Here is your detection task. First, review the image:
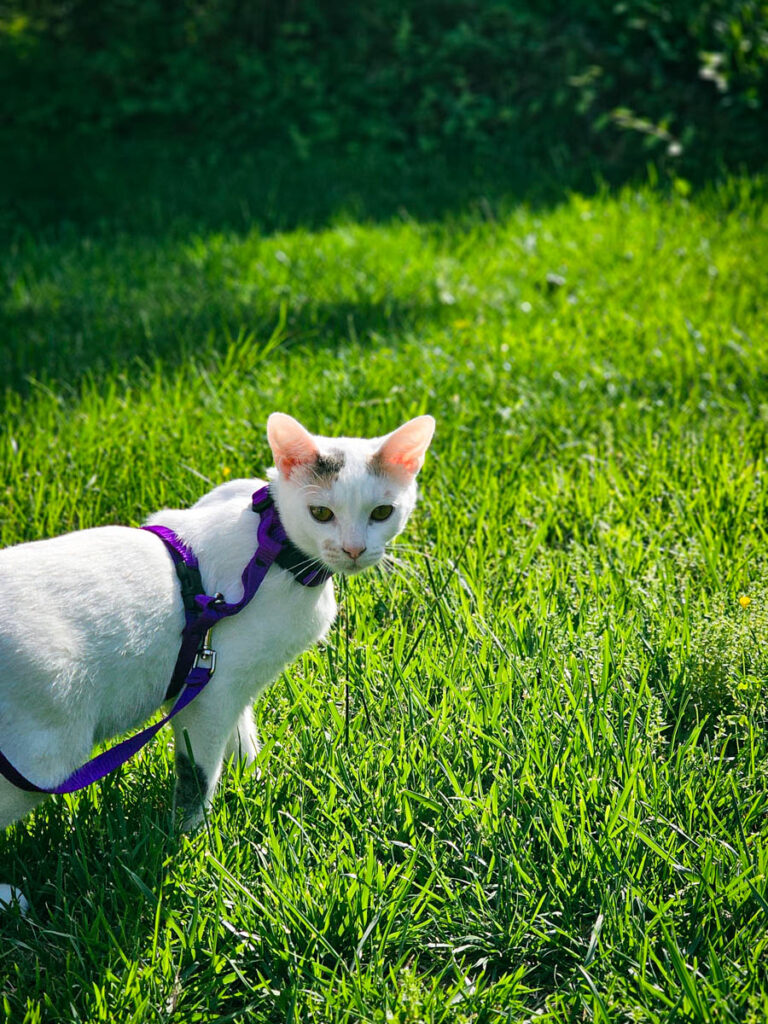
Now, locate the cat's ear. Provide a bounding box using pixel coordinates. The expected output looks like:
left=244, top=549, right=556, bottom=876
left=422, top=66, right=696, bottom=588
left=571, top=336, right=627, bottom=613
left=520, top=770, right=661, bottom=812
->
left=267, top=413, right=320, bottom=477
left=374, top=415, right=435, bottom=478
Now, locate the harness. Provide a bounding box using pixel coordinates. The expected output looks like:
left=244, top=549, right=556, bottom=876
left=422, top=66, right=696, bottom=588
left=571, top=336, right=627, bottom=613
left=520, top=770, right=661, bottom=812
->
left=0, top=485, right=332, bottom=795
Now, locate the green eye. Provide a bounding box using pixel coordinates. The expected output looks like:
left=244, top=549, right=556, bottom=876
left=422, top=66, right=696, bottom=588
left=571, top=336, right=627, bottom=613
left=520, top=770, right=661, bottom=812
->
left=370, top=504, right=394, bottom=522
left=310, top=505, right=334, bottom=523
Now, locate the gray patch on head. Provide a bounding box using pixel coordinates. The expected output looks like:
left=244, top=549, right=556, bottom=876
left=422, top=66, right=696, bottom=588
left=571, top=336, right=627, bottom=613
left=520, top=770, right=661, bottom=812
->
left=175, top=751, right=208, bottom=815
left=313, top=449, right=345, bottom=479
left=368, top=452, right=390, bottom=477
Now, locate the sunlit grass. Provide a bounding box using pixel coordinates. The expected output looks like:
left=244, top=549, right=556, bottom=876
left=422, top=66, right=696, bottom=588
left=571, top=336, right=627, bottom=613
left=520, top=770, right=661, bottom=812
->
left=1, top=165, right=768, bottom=1021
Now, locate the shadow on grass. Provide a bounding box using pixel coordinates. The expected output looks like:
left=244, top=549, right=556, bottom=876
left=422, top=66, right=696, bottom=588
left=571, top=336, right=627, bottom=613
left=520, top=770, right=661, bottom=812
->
left=0, top=765, right=177, bottom=918
left=4, top=136, right=512, bottom=396
left=1, top=135, right=593, bottom=244
left=0, top=762, right=264, bottom=1019
left=0, top=766, right=180, bottom=1012
left=1, top=289, right=453, bottom=401
left=0, top=132, right=642, bottom=398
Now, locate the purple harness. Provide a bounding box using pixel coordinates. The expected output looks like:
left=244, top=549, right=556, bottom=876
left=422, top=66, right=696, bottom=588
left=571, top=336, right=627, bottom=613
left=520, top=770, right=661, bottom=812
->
left=0, top=485, right=332, bottom=795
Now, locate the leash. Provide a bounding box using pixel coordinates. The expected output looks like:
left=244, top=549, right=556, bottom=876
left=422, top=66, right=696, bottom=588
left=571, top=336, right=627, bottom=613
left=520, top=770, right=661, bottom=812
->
left=0, top=485, right=332, bottom=795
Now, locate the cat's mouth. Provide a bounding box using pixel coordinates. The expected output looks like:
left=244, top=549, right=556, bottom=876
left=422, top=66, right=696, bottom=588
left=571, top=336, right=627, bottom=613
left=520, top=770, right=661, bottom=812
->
left=338, top=562, right=366, bottom=576
left=332, top=552, right=383, bottom=576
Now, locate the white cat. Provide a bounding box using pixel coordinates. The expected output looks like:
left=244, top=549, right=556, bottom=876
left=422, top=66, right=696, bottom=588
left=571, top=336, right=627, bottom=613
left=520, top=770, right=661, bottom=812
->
left=0, top=412, right=434, bottom=911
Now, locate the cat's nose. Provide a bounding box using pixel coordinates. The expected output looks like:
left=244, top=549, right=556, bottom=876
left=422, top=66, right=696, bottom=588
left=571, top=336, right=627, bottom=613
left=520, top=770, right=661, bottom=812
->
left=342, top=544, right=367, bottom=560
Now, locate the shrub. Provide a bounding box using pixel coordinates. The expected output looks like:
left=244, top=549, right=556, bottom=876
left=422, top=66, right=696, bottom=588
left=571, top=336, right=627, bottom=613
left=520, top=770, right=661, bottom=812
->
left=1, top=1, right=766, bottom=174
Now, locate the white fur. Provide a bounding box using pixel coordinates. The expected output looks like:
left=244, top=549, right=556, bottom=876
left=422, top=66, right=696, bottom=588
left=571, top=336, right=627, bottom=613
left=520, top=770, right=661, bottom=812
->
left=0, top=415, right=434, bottom=911
left=0, top=883, right=28, bottom=914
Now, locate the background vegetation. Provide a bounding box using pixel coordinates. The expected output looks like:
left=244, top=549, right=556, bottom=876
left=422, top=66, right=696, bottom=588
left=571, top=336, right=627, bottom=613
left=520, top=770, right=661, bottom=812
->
left=2, top=2, right=768, bottom=1022
left=2, top=0, right=768, bottom=175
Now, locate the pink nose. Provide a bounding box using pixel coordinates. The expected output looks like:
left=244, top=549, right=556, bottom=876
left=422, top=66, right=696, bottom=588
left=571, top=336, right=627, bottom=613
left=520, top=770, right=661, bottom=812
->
left=342, top=544, right=367, bottom=560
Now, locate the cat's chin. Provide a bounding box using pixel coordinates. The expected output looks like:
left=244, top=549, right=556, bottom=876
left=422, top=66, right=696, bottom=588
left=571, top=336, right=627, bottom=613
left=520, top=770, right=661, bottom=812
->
left=337, top=564, right=367, bottom=577
left=332, top=555, right=382, bottom=576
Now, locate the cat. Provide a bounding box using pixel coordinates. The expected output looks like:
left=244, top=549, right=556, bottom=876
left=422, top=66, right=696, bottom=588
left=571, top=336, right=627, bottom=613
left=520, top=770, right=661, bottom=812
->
left=0, top=412, right=435, bottom=911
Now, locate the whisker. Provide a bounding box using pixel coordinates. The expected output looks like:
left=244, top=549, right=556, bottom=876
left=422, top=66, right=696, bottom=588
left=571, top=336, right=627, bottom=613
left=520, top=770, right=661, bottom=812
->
left=384, top=546, right=433, bottom=569
left=391, top=544, right=438, bottom=561
left=295, top=483, right=326, bottom=500
left=381, top=553, right=426, bottom=585
left=289, top=556, right=328, bottom=575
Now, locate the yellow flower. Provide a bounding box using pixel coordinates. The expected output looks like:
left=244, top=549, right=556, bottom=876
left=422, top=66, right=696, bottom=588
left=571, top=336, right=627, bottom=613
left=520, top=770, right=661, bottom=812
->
left=452, top=319, right=471, bottom=329
left=739, top=595, right=751, bottom=608
left=222, top=466, right=231, bottom=478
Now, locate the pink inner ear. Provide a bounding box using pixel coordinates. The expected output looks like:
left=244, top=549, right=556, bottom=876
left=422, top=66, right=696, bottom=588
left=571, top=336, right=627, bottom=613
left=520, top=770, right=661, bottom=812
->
left=277, top=448, right=314, bottom=476
left=267, top=414, right=319, bottom=477
left=383, top=448, right=422, bottom=475
left=375, top=416, right=435, bottom=477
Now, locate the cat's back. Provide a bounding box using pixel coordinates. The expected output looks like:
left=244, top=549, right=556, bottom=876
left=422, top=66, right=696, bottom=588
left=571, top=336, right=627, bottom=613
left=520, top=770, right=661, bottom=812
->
left=0, top=524, right=173, bottom=601
left=0, top=524, right=180, bottom=673
left=0, top=523, right=184, bottom=780
left=0, top=479, right=264, bottom=635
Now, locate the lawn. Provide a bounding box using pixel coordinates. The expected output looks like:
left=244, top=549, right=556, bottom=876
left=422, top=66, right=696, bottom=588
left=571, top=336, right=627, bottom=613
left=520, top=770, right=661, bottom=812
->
left=1, top=145, right=768, bottom=1022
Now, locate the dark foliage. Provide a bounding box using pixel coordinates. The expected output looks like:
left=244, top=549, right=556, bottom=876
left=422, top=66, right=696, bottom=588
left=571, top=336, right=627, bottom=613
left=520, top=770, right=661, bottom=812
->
left=1, top=1, right=767, bottom=174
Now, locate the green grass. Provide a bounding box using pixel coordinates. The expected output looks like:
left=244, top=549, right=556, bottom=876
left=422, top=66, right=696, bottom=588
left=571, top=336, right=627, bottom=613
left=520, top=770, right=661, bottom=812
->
left=2, top=146, right=768, bottom=1022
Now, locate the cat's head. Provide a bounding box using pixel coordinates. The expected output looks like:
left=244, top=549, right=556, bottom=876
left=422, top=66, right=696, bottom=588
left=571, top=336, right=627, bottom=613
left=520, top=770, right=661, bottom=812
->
left=266, top=413, right=435, bottom=576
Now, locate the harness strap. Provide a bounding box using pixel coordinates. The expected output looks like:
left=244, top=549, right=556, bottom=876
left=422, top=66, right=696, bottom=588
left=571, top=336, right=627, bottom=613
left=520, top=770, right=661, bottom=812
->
left=0, top=667, right=210, bottom=794
left=0, top=485, right=332, bottom=795
left=134, top=529, right=206, bottom=701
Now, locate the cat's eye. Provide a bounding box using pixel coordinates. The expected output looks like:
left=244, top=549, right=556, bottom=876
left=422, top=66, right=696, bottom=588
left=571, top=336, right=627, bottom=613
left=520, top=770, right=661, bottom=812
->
left=370, top=504, right=394, bottom=522
left=309, top=505, right=334, bottom=523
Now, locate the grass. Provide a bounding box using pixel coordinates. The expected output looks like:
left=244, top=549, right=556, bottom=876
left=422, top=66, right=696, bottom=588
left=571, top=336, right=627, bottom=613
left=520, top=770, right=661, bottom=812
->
left=1, top=142, right=768, bottom=1022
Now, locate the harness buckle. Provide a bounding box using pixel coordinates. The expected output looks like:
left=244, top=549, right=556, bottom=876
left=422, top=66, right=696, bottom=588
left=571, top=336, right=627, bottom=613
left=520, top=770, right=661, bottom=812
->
left=193, top=630, right=217, bottom=677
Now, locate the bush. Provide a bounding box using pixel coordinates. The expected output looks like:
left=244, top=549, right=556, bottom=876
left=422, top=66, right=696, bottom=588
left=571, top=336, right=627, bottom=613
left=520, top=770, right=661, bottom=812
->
left=685, top=591, right=768, bottom=734
left=1, top=1, right=766, bottom=174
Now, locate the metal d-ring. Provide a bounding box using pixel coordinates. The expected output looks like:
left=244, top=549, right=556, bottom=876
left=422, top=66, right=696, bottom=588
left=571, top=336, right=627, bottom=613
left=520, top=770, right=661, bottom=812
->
left=193, top=629, right=217, bottom=677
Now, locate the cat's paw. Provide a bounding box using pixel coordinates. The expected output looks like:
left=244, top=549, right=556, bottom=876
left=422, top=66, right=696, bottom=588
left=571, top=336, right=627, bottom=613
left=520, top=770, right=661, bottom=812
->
left=178, top=804, right=207, bottom=832
left=174, top=752, right=210, bottom=832
left=0, top=884, right=29, bottom=916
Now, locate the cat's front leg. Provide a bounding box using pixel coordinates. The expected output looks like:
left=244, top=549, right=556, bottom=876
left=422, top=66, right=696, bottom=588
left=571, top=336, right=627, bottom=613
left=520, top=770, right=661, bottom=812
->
left=224, top=705, right=260, bottom=766
left=171, top=689, right=242, bottom=830
left=0, top=777, right=46, bottom=832
left=173, top=745, right=217, bottom=831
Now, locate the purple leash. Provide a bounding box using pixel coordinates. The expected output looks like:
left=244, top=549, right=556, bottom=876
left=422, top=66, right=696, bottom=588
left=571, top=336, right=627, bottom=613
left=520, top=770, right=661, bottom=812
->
left=0, top=486, right=332, bottom=795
